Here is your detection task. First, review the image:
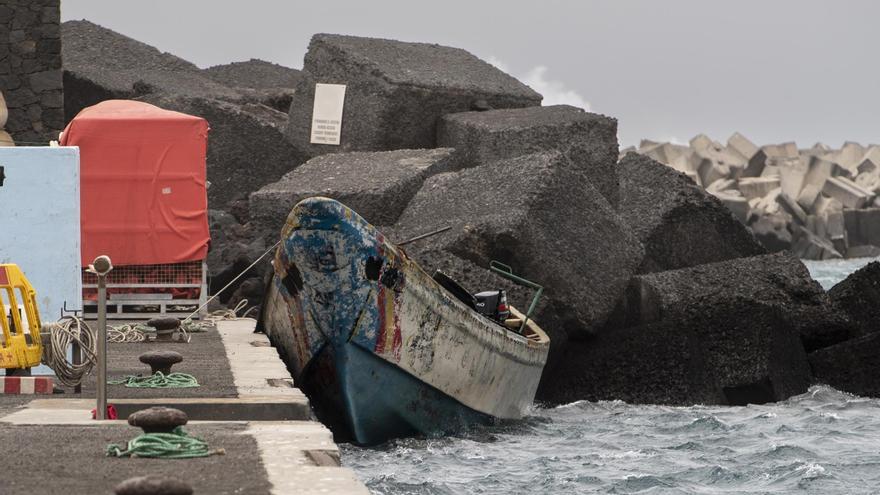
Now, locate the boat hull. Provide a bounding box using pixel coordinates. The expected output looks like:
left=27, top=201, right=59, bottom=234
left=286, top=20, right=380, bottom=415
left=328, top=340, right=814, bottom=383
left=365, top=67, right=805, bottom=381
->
left=261, top=197, right=549, bottom=444
left=298, top=340, right=493, bottom=445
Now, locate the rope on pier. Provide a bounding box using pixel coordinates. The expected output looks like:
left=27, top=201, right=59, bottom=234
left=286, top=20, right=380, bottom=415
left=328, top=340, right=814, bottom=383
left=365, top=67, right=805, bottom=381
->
left=42, top=316, right=97, bottom=387
left=106, top=427, right=224, bottom=459
left=108, top=371, right=200, bottom=388
left=107, top=323, right=150, bottom=343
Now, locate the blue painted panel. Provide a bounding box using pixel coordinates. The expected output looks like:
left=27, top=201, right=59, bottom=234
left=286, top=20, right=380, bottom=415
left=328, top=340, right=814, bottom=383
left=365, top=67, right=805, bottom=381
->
left=0, top=147, right=81, bottom=375
left=0, top=147, right=82, bottom=318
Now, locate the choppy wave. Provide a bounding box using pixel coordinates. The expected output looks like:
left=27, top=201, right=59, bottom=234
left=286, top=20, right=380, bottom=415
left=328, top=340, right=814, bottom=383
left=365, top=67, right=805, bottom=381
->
left=342, top=386, right=880, bottom=494
left=341, top=259, right=880, bottom=494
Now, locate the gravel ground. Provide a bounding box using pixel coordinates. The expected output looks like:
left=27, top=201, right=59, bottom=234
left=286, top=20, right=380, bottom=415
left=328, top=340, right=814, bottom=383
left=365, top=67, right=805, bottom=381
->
left=64, top=327, right=239, bottom=399
left=0, top=423, right=271, bottom=494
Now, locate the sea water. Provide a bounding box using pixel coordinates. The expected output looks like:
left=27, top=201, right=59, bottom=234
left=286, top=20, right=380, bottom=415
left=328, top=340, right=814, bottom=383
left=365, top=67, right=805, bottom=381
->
left=341, top=256, right=880, bottom=494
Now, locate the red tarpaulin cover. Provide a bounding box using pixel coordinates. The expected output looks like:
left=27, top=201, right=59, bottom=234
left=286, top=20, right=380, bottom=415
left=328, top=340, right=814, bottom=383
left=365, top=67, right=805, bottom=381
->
left=60, top=100, right=210, bottom=266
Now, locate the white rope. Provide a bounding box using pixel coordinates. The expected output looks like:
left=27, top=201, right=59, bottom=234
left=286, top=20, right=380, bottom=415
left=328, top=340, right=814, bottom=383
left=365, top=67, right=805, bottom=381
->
left=181, top=240, right=280, bottom=325
left=41, top=316, right=98, bottom=388
left=107, top=323, right=149, bottom=343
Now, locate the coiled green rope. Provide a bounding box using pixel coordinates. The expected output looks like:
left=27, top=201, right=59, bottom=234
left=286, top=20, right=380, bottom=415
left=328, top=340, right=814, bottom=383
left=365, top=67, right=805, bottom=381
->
left=108, top=371, right=200, bottom=388
left=106, top=426, right=224, bottom=459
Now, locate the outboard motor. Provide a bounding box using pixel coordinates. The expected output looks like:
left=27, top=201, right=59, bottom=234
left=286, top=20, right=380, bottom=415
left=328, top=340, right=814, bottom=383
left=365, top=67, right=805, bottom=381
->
left=474, top=290, right=510, bottom=323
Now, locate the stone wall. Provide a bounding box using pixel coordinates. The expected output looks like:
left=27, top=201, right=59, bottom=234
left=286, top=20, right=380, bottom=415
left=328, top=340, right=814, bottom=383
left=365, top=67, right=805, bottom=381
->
left=0, top=0, right=63, bottom=144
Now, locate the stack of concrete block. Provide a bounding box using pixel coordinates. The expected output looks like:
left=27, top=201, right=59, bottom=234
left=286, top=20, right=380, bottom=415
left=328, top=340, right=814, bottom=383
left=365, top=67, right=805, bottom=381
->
left=285, top=34, right=543, bottom=159
left=636, top=133, right=880, bottom=260
left=249, top=148, right=460, bottom=242
left=203, top=59, right=303, bottom=113
left=617, top=152, right=764, bottom=273
left=62, top=20, right=311, bottom=211
left=437, top=105, right=619, bottom=206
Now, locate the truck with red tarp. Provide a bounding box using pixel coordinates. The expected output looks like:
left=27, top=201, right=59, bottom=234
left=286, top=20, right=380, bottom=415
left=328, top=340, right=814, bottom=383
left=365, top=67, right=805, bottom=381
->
left=60, top=100, right=210, bottom=318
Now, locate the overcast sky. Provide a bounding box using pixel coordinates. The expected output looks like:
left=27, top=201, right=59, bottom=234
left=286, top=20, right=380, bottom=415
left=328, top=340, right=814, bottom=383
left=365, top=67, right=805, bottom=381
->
left=62, top=1, right=879, bottom=147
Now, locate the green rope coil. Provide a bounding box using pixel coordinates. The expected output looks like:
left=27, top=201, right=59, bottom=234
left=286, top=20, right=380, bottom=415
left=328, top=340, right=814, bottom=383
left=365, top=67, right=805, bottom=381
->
left=106, top=426, right=224, bottom=459
left=108, top=371, right=200, bottom=388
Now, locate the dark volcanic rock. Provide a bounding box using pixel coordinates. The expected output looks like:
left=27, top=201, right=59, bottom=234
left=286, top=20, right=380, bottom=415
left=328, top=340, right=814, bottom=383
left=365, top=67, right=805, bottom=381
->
left=618, top=152, right=766, bottom=273
left=539, top=297, right=813, bottom=406
left=207, top=210, right=268, bottom=308
left=609, top=253, right=853, bottom=352
left=536, top=320, right=717, bottom=406
left=61, top=20, right=241, bottom=120
left=143, top=94, right=305, bottom=210
left=207, top=210, right=263, bottom=273
left=749, top=213, right=793, bottom=252
left=791, top=225, right=842, bottom=260
left=250, top=148, right=458, bottom=245
left=810, top=332, right=880, bottom=397
left=203, top=59, right=303, bottom=113
left=828, top=261, right=880, bottom=337
left=438, top=105, right=619, bottom=206
left=843, top=208, right=880, bottom=249
left=203, top=58, right=302, bottom=90
left=286, top=33, right=542, bottom=159
left=394, top=151, right=644, bottom=337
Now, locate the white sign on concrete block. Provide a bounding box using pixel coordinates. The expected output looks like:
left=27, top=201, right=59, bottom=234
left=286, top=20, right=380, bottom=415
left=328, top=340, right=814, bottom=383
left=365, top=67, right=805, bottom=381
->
left=310, top=83, right=346, bottom=145
left=0, top=147, right=82, bottom=320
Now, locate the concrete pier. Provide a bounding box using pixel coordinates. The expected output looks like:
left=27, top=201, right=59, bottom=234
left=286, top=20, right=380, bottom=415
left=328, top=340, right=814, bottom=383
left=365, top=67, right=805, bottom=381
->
left=0, top=319, right=368, bottom=494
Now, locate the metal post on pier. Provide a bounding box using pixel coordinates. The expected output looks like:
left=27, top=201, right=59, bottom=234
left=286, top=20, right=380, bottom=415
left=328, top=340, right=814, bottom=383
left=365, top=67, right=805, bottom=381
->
left=90, top=255, right=113, bottom=420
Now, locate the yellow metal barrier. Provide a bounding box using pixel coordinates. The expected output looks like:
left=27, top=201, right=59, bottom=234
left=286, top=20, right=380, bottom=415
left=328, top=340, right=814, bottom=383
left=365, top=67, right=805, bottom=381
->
left=0, top=264, right=43, bottom=370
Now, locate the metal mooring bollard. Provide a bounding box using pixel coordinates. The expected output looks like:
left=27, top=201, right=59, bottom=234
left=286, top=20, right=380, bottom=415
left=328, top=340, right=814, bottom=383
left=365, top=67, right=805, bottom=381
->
left=89, top=255, right=113, bottom=420
left=114, top=475, right=193, bottom=495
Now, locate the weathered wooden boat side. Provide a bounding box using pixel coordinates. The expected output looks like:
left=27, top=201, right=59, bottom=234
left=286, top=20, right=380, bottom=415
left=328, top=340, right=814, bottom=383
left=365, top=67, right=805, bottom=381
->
left=261, top=197, right=550, bottom=444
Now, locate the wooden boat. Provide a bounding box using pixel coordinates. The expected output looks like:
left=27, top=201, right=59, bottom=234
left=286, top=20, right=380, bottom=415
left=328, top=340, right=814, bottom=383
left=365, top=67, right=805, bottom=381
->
left=260, top=197, right=550, bottom=445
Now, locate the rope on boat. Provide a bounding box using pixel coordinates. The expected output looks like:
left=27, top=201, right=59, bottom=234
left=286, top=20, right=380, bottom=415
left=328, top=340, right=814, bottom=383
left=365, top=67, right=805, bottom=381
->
left=108, top=371, right=200, bottom=388
left=106, top=427, right=224, bottom=459
left=42, top=316, right=97, bottom=387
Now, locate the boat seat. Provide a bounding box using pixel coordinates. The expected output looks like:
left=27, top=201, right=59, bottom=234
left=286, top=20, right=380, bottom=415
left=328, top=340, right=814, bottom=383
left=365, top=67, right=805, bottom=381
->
left=432, top=271, right=477, bottom=310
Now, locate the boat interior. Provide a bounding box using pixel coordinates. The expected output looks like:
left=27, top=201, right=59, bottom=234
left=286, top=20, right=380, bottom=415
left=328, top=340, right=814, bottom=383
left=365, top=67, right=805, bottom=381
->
left=431, top=270, right=545, bottom=343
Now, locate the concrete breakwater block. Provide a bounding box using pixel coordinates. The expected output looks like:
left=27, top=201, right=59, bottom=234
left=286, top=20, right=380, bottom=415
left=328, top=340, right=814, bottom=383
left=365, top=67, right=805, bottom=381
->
left=438, top=105, right=620, bottom=206
left=538, top=300, right=812, bottom=406
left=250, top=148, right=458, bottom=244
left=749, top=212, right=793, bottom=252
left=286, top=33, right=542, bottom=159
left=631, top=133, right=880, bottom=260
left=394, top=151, right=643, bottom=337
left=844, top=208, right=880, bottom=249
left=617, top=152, right=765, bottom=273
left=809, top=332, right=880, bottom=398
left=61, top=20, right=241, bottom=120
left=143, top=94, right=305, bottom=210
left=610, top=253, right=853, bottom=353
left=535, top=319, right=717, bottom=406
left=203, top=59, right=303, bottom=113
left=828, top=261, right=880, bottom=337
